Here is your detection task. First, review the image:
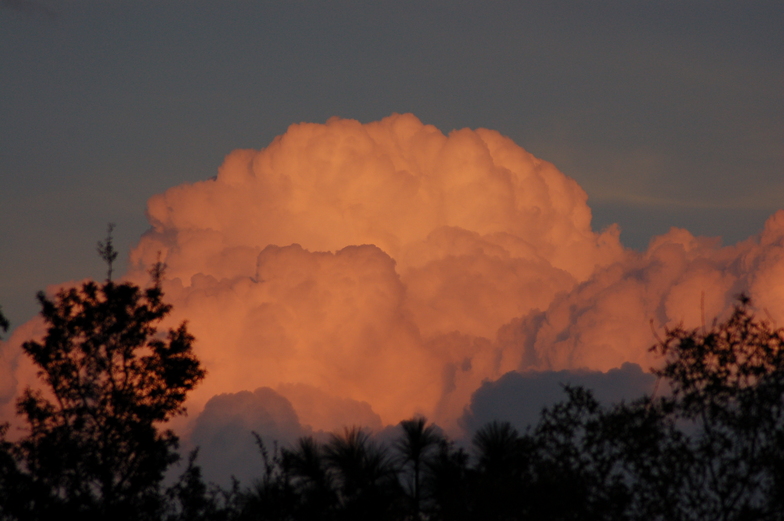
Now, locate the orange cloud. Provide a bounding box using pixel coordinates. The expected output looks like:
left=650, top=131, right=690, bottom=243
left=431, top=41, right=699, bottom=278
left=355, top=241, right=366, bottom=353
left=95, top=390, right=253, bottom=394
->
left=2, top=114, right=783, bottom=445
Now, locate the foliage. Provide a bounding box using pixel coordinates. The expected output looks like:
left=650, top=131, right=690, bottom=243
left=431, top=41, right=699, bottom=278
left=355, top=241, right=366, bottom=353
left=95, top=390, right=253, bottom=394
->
left=96, top=222, right=119, bottom=283
left=648, top=296, right=784, bottom=520
left=280, top=436, right=335, bottom=519
left=394, top=417, right=442, bottom=520
left=1, top=261, right=205, bottom=520
left=322, top=427, right=401, bottom=520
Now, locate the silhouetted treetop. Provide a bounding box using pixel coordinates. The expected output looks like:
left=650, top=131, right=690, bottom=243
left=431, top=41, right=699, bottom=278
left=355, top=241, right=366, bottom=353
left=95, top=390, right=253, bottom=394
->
left=0, top=306, right=8, bottom=339
left=4, top=252, right=205, bottom=520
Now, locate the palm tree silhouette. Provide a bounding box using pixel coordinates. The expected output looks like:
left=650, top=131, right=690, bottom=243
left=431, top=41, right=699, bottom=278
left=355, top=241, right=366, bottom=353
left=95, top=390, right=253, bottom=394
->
left=472, top=421, right=529, bottom=520
left=394, top=417, right=442, bottom=520
left=323, top=427, right=399, bottom=520
left=282, top=436, right=335, bottom=518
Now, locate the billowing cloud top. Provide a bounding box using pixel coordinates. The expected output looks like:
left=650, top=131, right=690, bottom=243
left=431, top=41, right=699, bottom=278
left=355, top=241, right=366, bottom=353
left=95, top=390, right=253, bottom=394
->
left=2, top=115, right=783, bottom=483
left=121, top=114, right=629, bottom=426
left=133, top=114, right=623, bottom=283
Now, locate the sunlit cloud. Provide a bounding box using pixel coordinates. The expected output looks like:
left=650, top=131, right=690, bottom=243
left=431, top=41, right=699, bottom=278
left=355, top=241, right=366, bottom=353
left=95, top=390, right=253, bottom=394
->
left=1, top=114, right=782, bottom=482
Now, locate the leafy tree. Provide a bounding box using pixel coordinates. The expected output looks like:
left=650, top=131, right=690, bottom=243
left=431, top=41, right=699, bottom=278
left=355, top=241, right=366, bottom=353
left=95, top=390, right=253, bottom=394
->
left=589, top=395, right=687, bottom=521
left=509, top=296, right=784, bottom=521
left=649, top=295, right=784, bottom=520
left=4, top=252, right=205, bottom=520
left=520, top=386, right=658, bottom=521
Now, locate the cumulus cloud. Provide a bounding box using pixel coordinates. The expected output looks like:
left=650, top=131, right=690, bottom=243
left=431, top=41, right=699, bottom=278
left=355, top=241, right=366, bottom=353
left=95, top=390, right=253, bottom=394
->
left=120, top=113, right=627, bottom=428
left=189, top=387, right=308, bottom=485
left=188, top=385, right=385, bottom=485
left=130, top=114, right=622, bottom=286
left=276, top=383, right=383, bottom=433
left=460, top=363, right=656, bottom=435
left=499, top=216, right=784, bottom=374
left=2, top=114, right=783, bottom=473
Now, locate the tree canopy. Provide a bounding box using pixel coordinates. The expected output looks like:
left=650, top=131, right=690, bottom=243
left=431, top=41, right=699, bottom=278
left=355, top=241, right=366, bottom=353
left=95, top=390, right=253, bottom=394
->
left=1, top=261, right=205, bottom=520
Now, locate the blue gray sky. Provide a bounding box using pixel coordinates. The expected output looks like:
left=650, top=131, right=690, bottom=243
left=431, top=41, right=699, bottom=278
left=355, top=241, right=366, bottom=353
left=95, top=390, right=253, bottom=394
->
left=1, top=0, right=782, bottom=330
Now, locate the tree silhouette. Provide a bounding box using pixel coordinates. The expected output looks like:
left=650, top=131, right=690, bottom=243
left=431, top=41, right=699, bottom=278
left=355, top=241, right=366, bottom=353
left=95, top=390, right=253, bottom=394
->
left=0, top=305, right=8, bottom=338
left=4, top=268, right=778, bottom=521
left=526, top=386, right=633, bottom=520
left=470, top=420, right=532, bottom=520
left=425, top=438, right=471, bottom=521
left=96, top=223, right=119, bottom=282
left=4, top=255, right=205, bottom=520
left=281, top=436, right=335, bottom=519
left=649, top=295, right=784, bottom=520
left=394, top=417, right=441, bottom=520
left=323, top=427, right=401, bottom=520
left=233, top=434, right=295, bottom=521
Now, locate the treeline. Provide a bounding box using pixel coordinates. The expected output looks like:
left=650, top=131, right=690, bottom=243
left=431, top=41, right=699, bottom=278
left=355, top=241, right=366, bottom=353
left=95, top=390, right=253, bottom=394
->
left=165, top=333, right=784, bottom=521
left=0, top=239, right=782, bottom=520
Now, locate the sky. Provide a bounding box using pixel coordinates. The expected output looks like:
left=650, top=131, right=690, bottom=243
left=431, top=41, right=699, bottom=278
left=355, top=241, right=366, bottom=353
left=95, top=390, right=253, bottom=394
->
left=0, top=1, right=782, bottom=483
left=1, top=0, right=781, bottom=329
